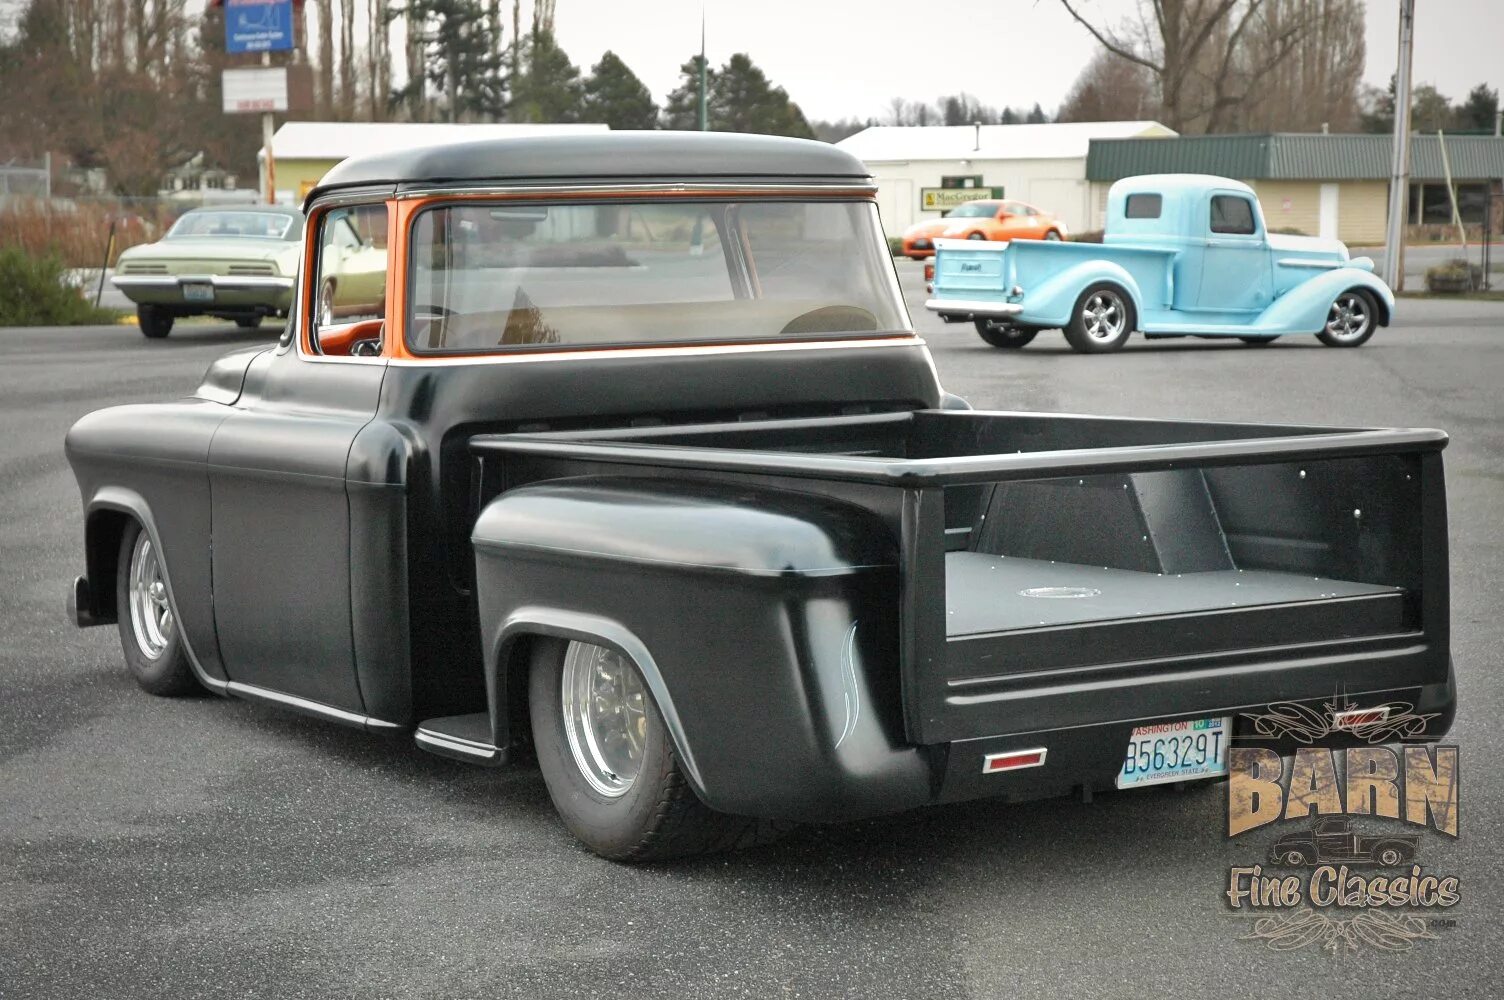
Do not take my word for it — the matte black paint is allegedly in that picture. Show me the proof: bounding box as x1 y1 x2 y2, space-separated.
64 136 1456 827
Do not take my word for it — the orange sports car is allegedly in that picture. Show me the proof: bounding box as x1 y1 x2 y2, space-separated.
901 199 1066 258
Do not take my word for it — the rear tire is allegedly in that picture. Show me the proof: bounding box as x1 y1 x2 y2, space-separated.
137 305 173 339
528 638 782 861
1044 230 1062 241
1063 283 1134 354
966 232 985 241
115 520 200 696
235 316 262 329
974 318 1038 349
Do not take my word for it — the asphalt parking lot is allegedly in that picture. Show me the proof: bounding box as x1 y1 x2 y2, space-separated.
3 267 1502 998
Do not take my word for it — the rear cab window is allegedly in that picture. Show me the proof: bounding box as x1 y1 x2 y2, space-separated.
1124 194 1162 219
405 198 908 355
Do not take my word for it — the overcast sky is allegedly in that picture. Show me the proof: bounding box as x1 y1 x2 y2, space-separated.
549 0 1504 124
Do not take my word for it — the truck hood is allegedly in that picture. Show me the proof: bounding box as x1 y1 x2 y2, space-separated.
1266 232 1350 261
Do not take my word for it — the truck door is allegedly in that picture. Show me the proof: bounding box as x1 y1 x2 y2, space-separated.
1198 192 1272 313
207 203 391 713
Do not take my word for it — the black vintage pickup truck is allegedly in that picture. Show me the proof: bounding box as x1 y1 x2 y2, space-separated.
65 132 1455 860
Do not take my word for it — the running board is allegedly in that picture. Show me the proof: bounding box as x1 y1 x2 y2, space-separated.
414 713 508 767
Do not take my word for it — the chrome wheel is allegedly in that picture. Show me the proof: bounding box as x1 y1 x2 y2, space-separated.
1324 292 1371 344
1045 230 1062 240
1082 290 1127 342
319 281 336 328
560 642 649 798
127 532 173 660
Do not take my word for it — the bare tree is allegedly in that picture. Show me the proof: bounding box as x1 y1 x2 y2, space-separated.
338 0 354 115
1058 0 1321 132
1057 49 1156 122
314 0 333 115
1230 0 1364 132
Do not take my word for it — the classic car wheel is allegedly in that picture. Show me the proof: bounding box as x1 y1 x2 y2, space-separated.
115 521 201 696
235 316 262 329
1317 289 1377 347
1044 230 1062 241
1279 849 1307 865
1376 845 1407 866
529 638 779 860
136 305 173 339
1064 283 1135 354
974 318 1038 349
966 232 986 241
318 279 337 327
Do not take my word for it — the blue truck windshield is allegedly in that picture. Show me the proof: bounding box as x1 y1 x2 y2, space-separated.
406 199 909 353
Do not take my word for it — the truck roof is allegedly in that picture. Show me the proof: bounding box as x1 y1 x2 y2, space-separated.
1107 173 1255 198
307 131 872 205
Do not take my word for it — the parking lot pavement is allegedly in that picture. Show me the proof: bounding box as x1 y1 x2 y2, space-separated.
2 283 1503 998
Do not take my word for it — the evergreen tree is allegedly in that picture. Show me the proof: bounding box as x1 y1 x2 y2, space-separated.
509 26 585 122
399 0 506 121
661 56 713 130
709 53 813 139
582 51 658 129
1458 84 1499 132
1025 102 1048 124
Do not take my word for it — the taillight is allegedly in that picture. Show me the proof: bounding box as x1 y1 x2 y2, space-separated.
1333 707 1391 730
923 263 935 282
982 748 1048 773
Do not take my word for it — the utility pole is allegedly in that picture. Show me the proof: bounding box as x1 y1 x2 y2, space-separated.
1382 0 1415 291
697 10 707 131
262 50 276 204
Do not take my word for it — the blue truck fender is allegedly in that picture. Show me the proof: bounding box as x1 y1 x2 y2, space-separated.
1018 258 1147 329
1254 267 1394 335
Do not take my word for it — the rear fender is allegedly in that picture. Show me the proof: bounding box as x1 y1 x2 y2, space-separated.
472 477 935 821
1018 259 1146 328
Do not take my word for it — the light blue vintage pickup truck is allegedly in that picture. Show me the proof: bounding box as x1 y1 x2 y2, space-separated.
925 174 1394 353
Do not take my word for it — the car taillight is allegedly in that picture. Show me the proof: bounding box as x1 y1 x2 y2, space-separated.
1333 707 1391 730
924 263 934 282
982 748 1047 773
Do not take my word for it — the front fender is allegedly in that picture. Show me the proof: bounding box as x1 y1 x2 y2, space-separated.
1256 268 1395 334
471 477 936 822
1017 259 1146 328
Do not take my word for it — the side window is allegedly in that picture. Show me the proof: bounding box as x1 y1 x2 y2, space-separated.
1124 194 1162 219
310 203 389 355
1210 195 1257 236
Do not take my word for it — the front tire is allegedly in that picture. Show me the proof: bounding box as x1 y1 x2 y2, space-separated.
1063 283 1134 354
1317 289 1378 347
235 315 262 329
974 318 1038 349
966 232 986 241
528 638 777 861
115 521 200 696
137 305 173 339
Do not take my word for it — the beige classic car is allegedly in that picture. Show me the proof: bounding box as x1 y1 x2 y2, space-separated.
111 206 305 338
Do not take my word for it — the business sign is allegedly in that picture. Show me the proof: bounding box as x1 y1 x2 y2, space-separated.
920 186 1004 212
223 66 289 113
225 0 294 54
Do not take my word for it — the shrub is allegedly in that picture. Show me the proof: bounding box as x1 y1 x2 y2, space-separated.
0 198 170 268
1071 230 1104 243
0 247 121 326
1425 258 1483 293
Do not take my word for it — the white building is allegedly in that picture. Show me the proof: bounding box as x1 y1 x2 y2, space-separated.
836 121 1175 235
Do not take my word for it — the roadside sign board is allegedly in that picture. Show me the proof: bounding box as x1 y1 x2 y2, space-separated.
225 0 294 53
223 66 290 113
920 186 1005 212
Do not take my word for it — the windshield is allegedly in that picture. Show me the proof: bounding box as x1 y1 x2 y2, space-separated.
945 202 999 219
167 211 300 241
407 199 909 353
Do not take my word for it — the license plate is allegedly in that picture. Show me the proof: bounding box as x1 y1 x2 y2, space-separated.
1116 716 1231 789
182 282 213 302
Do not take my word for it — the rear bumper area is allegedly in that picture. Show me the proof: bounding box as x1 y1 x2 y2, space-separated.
932 669 1456 809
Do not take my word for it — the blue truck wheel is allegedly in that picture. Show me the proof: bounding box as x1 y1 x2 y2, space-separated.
1317 289 1378 347
1064 283 1135 354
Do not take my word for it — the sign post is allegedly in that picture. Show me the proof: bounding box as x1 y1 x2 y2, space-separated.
224 0 294 204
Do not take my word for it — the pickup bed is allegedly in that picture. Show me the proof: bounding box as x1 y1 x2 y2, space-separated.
64 133 1455 861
